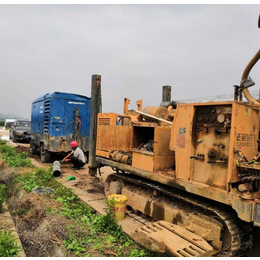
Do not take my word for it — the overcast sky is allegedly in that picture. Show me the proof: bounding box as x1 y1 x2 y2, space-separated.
0 4 259 118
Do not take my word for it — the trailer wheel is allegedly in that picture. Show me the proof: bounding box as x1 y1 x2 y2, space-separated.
30 144 37 155
40 145 52 163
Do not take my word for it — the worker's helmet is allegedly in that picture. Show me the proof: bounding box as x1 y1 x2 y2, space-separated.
70 141 78 148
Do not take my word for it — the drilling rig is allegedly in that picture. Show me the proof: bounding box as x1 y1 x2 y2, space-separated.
93 15 260 256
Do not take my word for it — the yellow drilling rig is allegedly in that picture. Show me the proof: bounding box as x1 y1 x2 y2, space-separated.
88 15 260 257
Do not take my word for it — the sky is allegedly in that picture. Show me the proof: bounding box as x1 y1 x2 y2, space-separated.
0 4 259 119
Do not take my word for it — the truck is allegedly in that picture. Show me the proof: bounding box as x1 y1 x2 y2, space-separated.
90 15 260 257
30 92 91 163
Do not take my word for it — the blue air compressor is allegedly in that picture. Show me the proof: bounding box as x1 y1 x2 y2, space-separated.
30 92 91 163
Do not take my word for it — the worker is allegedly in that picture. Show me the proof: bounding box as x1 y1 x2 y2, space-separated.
62 141 86 169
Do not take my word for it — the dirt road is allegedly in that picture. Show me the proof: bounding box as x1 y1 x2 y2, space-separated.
0 128 9 140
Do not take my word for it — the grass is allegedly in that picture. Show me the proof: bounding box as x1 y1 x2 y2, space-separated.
0 142 161 257
0 140 32 167
14 167 157 257
0 230 21 257
0 141 22 256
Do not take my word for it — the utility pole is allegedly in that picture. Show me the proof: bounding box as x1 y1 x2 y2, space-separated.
88 74 101 176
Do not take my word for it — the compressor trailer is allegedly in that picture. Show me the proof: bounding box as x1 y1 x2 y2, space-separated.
30 92 91 163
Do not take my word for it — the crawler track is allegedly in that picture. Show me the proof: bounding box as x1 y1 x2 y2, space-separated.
106 173 253 256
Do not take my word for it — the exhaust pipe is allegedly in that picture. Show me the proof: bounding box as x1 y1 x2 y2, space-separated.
53 161 61 177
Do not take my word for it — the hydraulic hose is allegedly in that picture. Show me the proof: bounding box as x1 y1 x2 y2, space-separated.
241 49 260 104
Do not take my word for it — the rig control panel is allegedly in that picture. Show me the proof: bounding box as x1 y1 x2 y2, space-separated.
191 105 232 189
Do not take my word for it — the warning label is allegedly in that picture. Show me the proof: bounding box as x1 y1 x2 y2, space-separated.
236 133 254 147
177 127 186 148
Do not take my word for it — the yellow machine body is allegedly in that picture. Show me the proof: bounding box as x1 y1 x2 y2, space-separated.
171 101 259 190
97 101 260 226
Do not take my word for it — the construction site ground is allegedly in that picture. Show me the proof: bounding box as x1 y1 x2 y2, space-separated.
1 128 260 257
0 129 159 257
11 145 148 244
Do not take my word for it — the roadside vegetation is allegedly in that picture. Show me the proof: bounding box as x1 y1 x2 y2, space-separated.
0 140 158 257
0 140 21 256
0 184 7 212
14 168 154 256
0 230 21 257
0 140 32 167
0 184 21 257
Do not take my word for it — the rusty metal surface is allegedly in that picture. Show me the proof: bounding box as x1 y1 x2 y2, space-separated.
132 151 175 173
154 127 174 156
104 172 253 256
96 113 118 158
136 221 214 257
123 98 130 114
191 104 232 189
162 85 171 103
230 102 260 183
96 93 260 252
98 156 260 225
170 101 260 189
136 100 143 111
170 104 193 181
131 126 175 172
142 106 169 120
97 125 133 155
122 184 222 253
98 156 228 202
109 150 132 165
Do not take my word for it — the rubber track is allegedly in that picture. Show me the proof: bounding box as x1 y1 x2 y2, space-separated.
110 173 253 256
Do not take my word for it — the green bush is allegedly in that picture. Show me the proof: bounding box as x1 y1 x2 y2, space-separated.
15 173 38 192
15 168 56 192
0 140 6 146
0 143 32 167
0 230 21 257
0 121 4 127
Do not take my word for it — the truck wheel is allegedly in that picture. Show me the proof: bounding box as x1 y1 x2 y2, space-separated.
30 144 37 155
40 145 52 163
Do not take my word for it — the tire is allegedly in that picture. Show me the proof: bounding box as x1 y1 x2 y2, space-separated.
85 151 89 163
40 144 52 163
30 144 37 155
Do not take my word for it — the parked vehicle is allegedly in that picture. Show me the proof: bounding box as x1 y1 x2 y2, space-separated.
4 119 16 129
9 120 31 142
30 92 91 163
